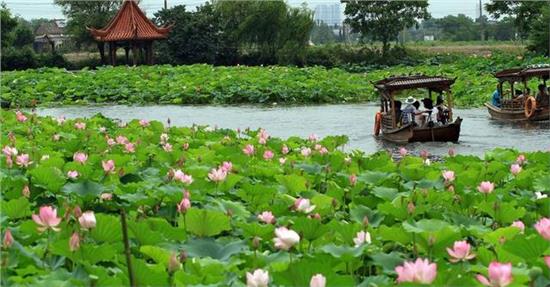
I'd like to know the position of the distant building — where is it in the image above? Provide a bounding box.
[424,35,435,41]
[314,4,341,26]
[34,19,69,52]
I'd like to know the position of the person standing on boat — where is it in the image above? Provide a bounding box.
[401,97,418,126]
[492,86,501,108]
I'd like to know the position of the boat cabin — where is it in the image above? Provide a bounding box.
[373,75,462,143]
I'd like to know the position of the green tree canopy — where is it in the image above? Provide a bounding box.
[54,0,120,47]
[1,4,18,48]
[437,14,478,42]
[485,0,546,39]
[342,0,430,53]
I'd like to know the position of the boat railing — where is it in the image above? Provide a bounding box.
[501,100,524,110]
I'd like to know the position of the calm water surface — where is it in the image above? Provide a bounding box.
[35,104,550,156]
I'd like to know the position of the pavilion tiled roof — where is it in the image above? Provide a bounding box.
[88,0,171,42]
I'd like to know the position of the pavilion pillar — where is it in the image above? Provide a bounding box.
[146,41,154,65]
[132,42,138,66]
[124,46,130,65]
[98,42,106,65]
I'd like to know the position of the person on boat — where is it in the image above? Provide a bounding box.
[492,87,501,108]
[413,101,426,126]
[401,97,418,126]
[536,84,549,107]
[435,96,450,125]
[421,98,436,126]
[393,100,403,125]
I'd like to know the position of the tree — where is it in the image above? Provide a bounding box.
[54,0,120,47]
[1,4,18,48]
[342,0,430,53]
[437,14,478,41]
[527,5,550,55]
[488,17,515,41]
[485,1,546,39]
[13,21,35,48]
[311,21,337,45]
[154,4,231,65]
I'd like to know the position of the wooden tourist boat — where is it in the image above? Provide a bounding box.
[485,66,550,122]
[373,75,462,144]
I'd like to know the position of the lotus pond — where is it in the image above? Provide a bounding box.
[1,110,550,287]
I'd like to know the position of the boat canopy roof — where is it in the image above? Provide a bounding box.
[495,66,550,82]
[374,75,455,94]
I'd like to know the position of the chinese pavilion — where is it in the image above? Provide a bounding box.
[88,0,172,65]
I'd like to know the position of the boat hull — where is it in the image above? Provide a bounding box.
[485,103,550,122]
[380,118,462,144]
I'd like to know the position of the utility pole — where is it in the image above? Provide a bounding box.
[479,0,485,41]
[164,0,167,9]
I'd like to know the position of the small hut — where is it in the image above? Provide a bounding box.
[88,0,172,65]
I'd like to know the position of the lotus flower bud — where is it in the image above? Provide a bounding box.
[252,236,261,250]
[3,229,13,248]
[168,253,180,273]
[363,216,369,227]
[178,250,187,263]
[69,232,80,252]
[407,202,416,215]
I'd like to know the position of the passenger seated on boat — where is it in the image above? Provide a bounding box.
[492,88,501,108]
[421,98,436,124]
[401,97,418,126]
[513,89,525,103]
[413,101,426,126]
[536,84,549,107]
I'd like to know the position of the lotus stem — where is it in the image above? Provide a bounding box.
[120,209,136,287]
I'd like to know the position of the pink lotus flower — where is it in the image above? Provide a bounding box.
[124,143,136,153]
[100,193,113,201]
[56,116,66,125]
[273,227,300,251]
[221,161,233,173]
[16,154,31,167]
[544,256,550,269]
[281,145,289,154]
[309,213,321,220]
[177,197,191,213]
[263,150,274,160]
[511,221,525,233]
[173,170,193,184]
[73,206,82,218]
[442,170,455,183]
[107,138,116,146]
[74,122,86,130]
[243,144,255,156]
[510,164,521,176]
[139,119,150,127]
[308,134,318,142]
[69,232,80,252]
[534,217,550,240]
[395,258,437,284]
[399,147,408,157]
[102,160,115,174]
[22,185,30,197]
[161,143,172,152]
[32,206,62,232]
[516,154,525,165]
[52,134,60,141]
[477,181,494,194]
[116,135,129,145]
[79,211,96,230]
[73,152,88,164]
[349,174,357,186]
[447,240,475,262]
[183,142,189,150]
[208,167,227,182]
[2,146,17,157]
[279,157,287,165]
[476,262,513,287]
[301,147,312,157]
[99,126,107,133]
[3,229,13,248]
[319,147,328,155]
[448,148,456,157]
[353,230,371,247]
[246,269,269,287]
[314,144,322,151]
[257,211,275,224]
[16,111,27,122]
[310,274,326,287]
[160,133,169,144]
[258,129,269,145]
[420,150,429,159]
[294,198,316,213]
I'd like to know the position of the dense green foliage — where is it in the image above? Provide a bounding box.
[2,53,548,108]
[1,110,549,286]
[342,0,430,52]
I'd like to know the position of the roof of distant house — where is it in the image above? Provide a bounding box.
[88,0,171,42]
[35,19,65,36]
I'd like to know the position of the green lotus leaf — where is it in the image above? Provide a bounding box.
[182,238,247,261]
[320,244,365,261]
[30,165,66,192]
[184,208,231,237]
[350,205,384,227]
[276,174,308,196]
[1,197,31,219]
[61,180,104,202]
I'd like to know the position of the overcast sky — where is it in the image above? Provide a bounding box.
[6,0,488,20]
